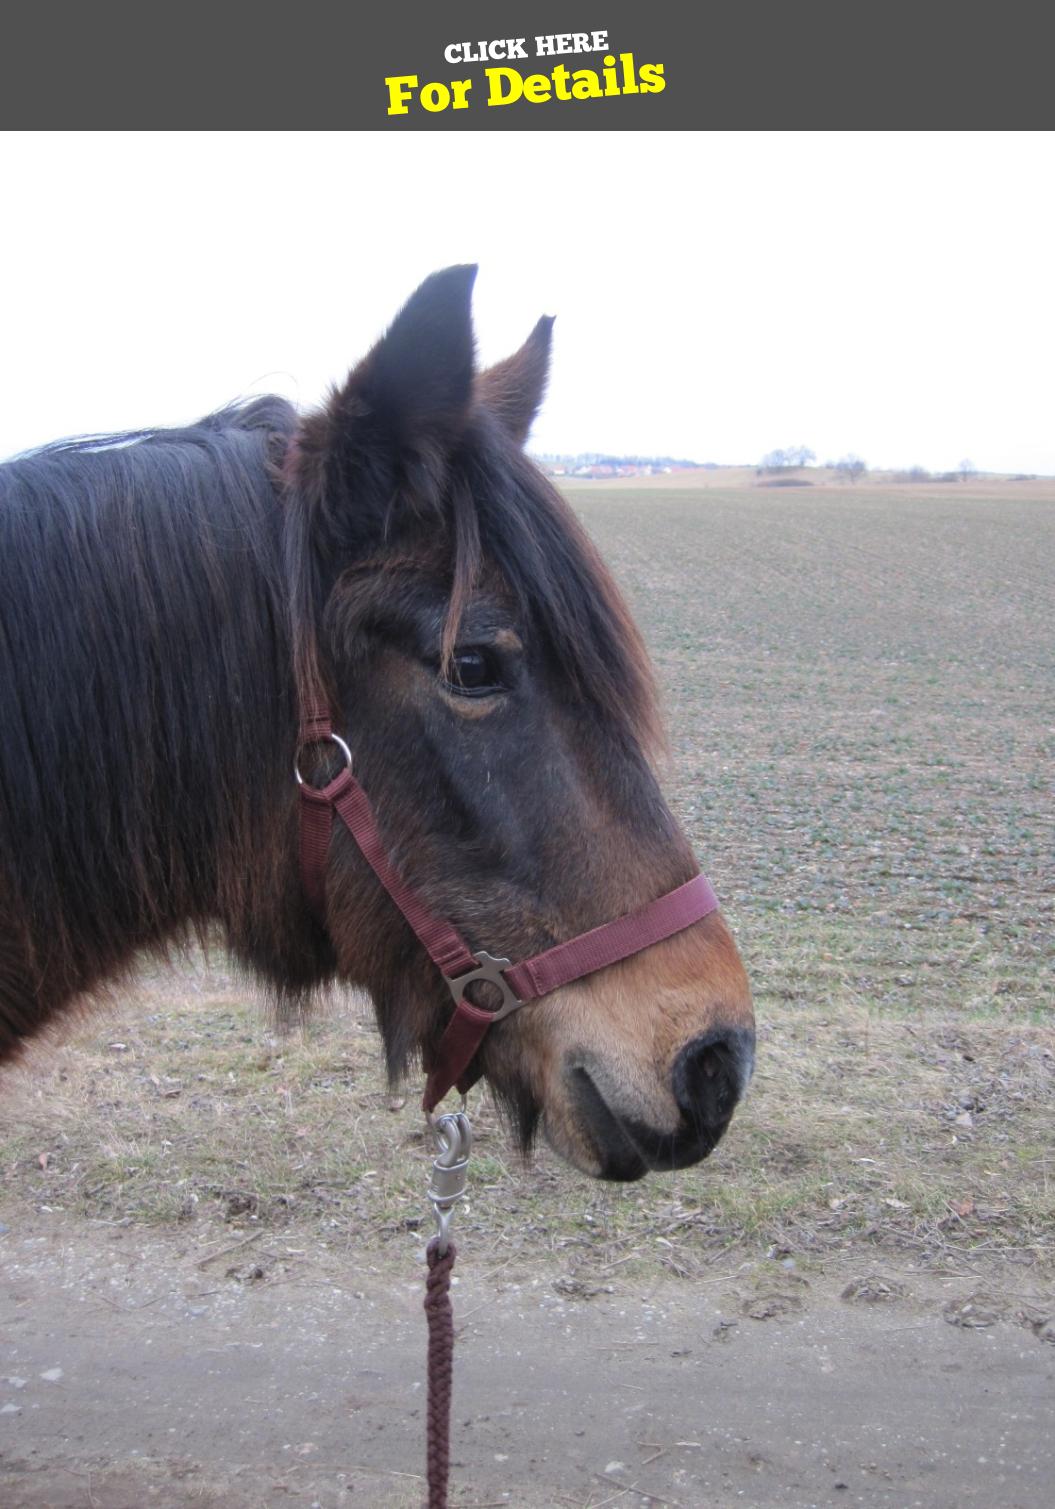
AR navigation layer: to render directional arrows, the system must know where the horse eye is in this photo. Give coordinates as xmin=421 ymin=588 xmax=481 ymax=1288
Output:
xmin=446 ymin=648 xmax=502 ymax=696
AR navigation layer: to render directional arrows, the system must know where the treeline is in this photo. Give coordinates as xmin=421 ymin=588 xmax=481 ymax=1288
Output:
xmin=759 ymin=447 xmax=867 ymax=483
xmin=760 ymin=450 xmax=987 ymax=484
xmin=888 ymin=462 xmax=977 ymax=483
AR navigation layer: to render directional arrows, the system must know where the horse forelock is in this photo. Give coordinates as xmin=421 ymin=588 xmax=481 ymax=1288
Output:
xmin=284 ymin=411 xmax=663 ymax=763
xmin=456 ymin=423 xmax=664 ymax=760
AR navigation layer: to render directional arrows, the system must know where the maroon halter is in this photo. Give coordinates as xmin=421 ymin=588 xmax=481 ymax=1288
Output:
xmin=296 ymin=704 xmax=720 ymax=1113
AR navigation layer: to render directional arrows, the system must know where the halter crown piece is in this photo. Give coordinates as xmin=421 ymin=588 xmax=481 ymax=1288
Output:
xmin=295 ymin=701 xmax=720 ymax=1114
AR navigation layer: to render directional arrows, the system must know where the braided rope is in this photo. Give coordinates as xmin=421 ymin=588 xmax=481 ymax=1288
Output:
xmin=424 ymin=1237 xmax=457 ymax=1508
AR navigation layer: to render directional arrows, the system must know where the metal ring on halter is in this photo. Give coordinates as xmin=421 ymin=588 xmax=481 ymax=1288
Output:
xmin=293 ymin=731 xmax=353 ymax=787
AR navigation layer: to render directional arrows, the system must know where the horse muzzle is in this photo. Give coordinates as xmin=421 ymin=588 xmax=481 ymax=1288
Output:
xmin=565 ymin=1025 xmax=756 ymax=1181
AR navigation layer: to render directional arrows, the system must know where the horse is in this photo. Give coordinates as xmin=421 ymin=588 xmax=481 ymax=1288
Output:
xmin=0 ymin=266 xmax=754 ymax=1181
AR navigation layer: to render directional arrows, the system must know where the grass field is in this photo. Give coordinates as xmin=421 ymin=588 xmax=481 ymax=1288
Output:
xmin=2 ymin=481 xmax=1052 ymax=1283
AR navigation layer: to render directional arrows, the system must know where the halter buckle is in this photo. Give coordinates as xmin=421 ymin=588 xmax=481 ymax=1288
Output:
xmin=445 ymin=951 xmax=523 ymax=1020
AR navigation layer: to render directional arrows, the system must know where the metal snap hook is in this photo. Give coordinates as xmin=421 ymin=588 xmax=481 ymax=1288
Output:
xmin=426 ymin=1109 xmax=472 ymax=1254
xmin=429 ymin=1108 xmax=472 ymax=1161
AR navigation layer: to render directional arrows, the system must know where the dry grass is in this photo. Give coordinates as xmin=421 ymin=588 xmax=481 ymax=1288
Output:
xmin=1 ymin=943 xmax=1051 ymax=1281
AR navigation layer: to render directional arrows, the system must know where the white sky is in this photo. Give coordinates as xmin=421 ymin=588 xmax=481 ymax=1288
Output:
xmin=2 ymin=131 xmax=1053 ymax=473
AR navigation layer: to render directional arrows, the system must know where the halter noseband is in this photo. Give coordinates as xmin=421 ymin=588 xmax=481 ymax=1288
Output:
xmin=296 ymin=703 xmax=720 ymax=1113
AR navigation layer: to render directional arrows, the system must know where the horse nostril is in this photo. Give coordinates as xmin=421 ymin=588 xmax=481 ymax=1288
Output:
xmin=672 ymin=1027 xmax=755 ymax=1129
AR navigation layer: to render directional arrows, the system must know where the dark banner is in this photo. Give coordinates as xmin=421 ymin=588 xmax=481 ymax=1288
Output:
xmin=1 ymin=2 xmax=1052 ymax=129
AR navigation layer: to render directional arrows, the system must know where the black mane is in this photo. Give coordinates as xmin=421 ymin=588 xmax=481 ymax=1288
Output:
xmin=0 ymin=399 xmax=299 ymax=1032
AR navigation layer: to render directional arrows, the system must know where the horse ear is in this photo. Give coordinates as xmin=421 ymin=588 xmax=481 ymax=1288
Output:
xmin=476 ymin=315 xmax=554 ymax=445
xmin=291 ymin=266 xmax=478 ymax=517
xmin=339 ymin=263 xmax=478 ymax=446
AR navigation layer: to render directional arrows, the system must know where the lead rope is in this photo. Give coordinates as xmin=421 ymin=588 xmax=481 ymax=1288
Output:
xmin=424 ymin=1240 xmax=456 ymax=1508
xmin=424 ymin=1108 xmax=472 ymax=1509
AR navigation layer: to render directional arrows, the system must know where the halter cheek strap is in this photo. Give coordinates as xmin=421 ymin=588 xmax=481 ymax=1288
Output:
xmin=296 ymin=707 xmax=720 ymax=1114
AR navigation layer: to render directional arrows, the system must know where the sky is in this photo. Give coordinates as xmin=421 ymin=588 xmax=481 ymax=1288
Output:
xmin=2 ymin=131 xmax=1053 ymax=474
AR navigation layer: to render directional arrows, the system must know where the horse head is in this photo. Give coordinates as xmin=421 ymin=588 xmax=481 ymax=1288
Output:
xmin=283 ymin=266 xmax=754 ymax=1180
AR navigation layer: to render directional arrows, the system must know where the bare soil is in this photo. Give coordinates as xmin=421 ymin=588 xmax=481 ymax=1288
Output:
xmin=2 ymin=1215 xmax=1053 ymax=1508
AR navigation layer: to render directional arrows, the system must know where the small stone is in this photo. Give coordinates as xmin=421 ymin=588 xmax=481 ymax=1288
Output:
xmin=841 ymin=1276 xmax=907 ymax=1305
xmin=40 ymin=1368 xmax=63 ymax=1382
xmin=944 ymin=1293 xmax=1001 ymax=1329
xmin=742 ymin=1292 xmax=804 ymax=1321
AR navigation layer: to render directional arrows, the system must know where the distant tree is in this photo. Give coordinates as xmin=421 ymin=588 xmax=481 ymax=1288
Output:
xmin=835 ymin=454 xmax=867 ymax=484
xmin=958 ymin=457 xmax=976 ymax=481
xmin=760 ymin=445 xmax=815 ymax=474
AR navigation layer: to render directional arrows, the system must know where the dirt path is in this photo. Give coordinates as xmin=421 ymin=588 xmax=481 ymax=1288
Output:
xmin=2 ymin=1219 xmax=1052 ymax=1508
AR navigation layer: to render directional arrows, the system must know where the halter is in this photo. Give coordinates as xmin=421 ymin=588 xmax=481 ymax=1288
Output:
xmin=296 ymin=702 xmax=720 ymax=1113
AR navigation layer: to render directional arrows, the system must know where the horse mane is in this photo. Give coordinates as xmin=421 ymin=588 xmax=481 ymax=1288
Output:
xmin=0 ymin=399 xmax=301 ymax=1035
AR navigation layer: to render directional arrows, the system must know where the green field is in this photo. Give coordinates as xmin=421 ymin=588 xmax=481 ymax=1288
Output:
xmin=2 ymin=482 xmax=1052 ymax=1278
